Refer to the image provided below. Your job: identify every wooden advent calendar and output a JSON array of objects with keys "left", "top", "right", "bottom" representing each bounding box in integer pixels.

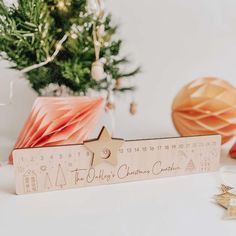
[{"left": 13, "top": 127, "right": 221, "bottom": 194}]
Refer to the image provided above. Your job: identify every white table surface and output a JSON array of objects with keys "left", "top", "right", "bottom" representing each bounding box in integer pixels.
[{"left": 0, "top": 144, "right": 236, "bottom": 236}]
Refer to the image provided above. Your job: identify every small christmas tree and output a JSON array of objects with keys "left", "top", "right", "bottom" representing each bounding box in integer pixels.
[
  {"left": 0, "top": 0, "right": 139, "bottom": 101},
  {"left": 44, "top": 172, "right": 52, "bottom": 189},
  {"left": 185, "top": 159, "right": 195, "bottom": 172},
  {"left": 55, "top": 164, "right": 66, "bottom": 188}
]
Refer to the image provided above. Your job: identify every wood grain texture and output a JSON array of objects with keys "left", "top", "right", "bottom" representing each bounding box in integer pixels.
[{"left": 13, "top": 133, "right": 221, "bottom": 195}]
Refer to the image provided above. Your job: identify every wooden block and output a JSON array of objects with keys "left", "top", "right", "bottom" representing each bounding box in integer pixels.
[{"left": 13, "top": 128, "right": 221, "bottom": 194}]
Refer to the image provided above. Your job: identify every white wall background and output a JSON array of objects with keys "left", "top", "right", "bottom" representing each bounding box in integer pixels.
[{"left": 1, "top": 0, "right": 236, "bottom": 161}]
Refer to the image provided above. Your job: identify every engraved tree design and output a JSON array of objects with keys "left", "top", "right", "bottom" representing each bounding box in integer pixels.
[
  {"left": 185, "top": 160, "right": 196, "bottom": 172},
  {"left": 55, "top": 164, "right": 66, "bottom": 188},
  {"left": 44, "top": 172, "right": 52, "bottom": 190}
]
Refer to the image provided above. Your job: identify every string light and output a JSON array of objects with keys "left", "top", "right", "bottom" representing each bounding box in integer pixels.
[
  {"left": 55, "top": 43, "right": 62, "bottom": 50},
  {"left": 70, "top": 33, "right": 78, "bottom": 39},
  {"left": 21, "top": 33, "right": 68, "bottom": 73},
  {"left": 56, "top": 0, "right": 71, "bottom": 11},
  {"left": 57, "top": 1, "right": 66, "bottom": 10}
]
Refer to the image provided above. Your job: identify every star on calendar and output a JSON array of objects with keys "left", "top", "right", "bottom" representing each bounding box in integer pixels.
[{"left": 84, "top": 127, "right": 124, "bottom": 167}]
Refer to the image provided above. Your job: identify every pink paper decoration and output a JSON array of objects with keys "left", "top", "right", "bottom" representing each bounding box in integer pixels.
[
  {"left": 9, "top": 96, "right": 104, "bottom": 164},
  {"left": 229, "top": 142, "right": 236, "bottom": 159}
]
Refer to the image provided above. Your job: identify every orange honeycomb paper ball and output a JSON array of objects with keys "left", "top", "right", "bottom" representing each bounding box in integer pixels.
[{"left": 172, "top": 77, "right": 236, "bottom": 144}]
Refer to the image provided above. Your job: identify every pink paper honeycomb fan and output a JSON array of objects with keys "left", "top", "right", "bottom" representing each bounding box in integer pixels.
[{"left": 9, "top": 97, "right": 104, "bottom": 164}]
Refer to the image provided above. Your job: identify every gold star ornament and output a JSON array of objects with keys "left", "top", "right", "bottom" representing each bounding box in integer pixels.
[
  {"left": 215, "top": 185, "right": 236, "bottom": 219},
  {"left": 84, "top": 127, "right": 124, "bottom": 167}
]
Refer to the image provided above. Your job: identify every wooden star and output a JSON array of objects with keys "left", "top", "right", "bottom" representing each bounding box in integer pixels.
[{"left": 84, "top": 127, "right": 124, "bottom": 167}]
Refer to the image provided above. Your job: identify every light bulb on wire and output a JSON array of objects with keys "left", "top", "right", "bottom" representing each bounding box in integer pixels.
[{"left": 56, "top": 0, "right": 71, "bottom": 11}]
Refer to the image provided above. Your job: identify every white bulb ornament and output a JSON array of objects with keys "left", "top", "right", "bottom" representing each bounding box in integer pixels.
[{"left": 91, "top": 60, "right": 106, "bottom": 81}]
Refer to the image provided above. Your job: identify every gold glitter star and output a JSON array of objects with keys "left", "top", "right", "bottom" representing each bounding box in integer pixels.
[
  {"left": 215, "top": 185, "right": 236, "bottom": 219},
  {"left": 221, "top": 184, "right": 234, "bottom": 193}
]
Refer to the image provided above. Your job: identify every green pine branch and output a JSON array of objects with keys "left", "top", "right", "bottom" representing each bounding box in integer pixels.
[{"left": 0, "top": 0, "right": 140, "bottom": 95}]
